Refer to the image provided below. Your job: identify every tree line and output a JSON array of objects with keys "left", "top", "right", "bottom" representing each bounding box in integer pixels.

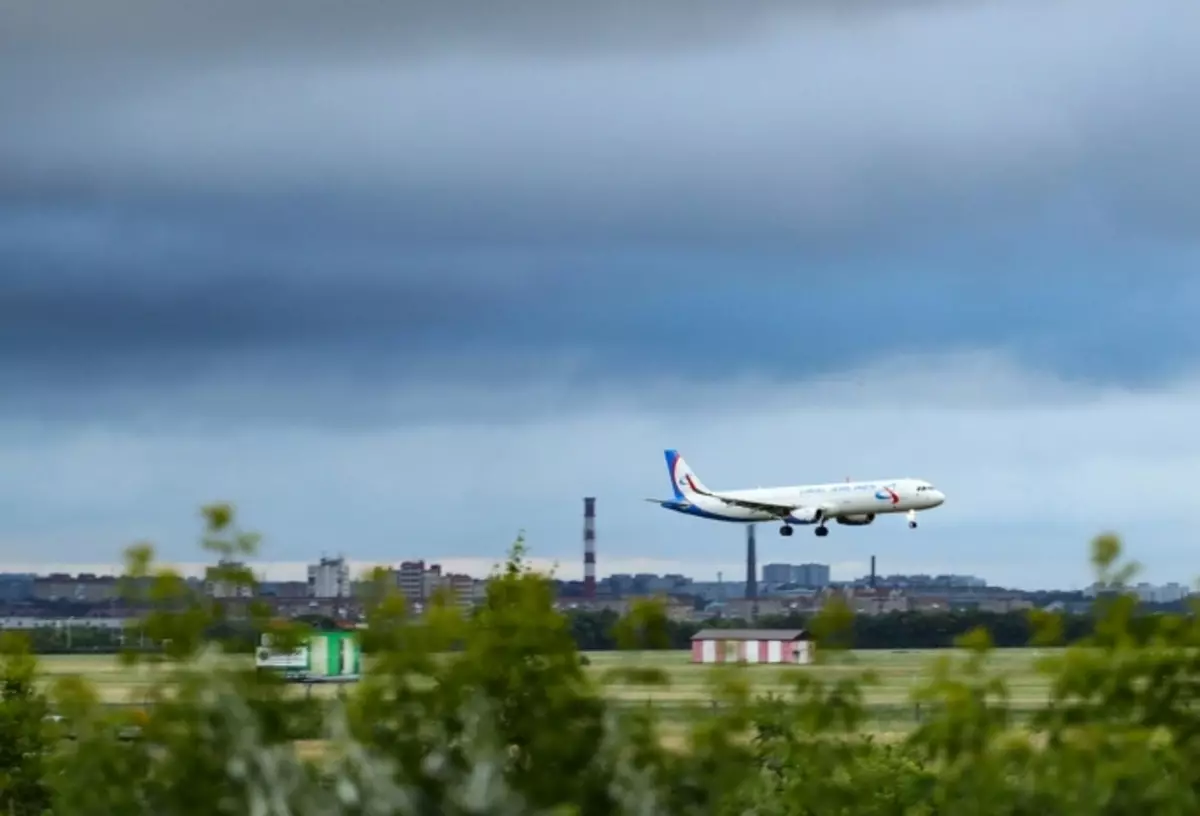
[
  {"left": 16, "top": 604, "right": 1179, "bottom": 655},
  {"left": 566, "top": 607, "right": 1108, "bottom": 651}
]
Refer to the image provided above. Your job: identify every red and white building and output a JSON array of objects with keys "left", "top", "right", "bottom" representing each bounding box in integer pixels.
[{"left": 689, "top": 628, "right": 813, "bottom": 665}]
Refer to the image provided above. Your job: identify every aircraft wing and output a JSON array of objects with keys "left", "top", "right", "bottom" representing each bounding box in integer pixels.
[
  {"left": 706, "top": 495, "right": 798, "bottom": 517},
  {"left": 685, "top": 483, "right": 806, "bottom": 518}
]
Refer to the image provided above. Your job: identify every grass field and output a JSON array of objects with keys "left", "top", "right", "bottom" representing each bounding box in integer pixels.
[
  {"left": 31, "top": 648, "right": 1060, "bottom": 730},
  {"left": 584, "top": 649, "right": 1057, "bottom": 728}
]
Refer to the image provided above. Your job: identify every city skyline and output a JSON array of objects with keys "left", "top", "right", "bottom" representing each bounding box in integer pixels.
[
  {"left": 4, "top": 553, "right": 1192, "bottom": 611},
  {"left": 0, "top": 554, "right": 1152, "bottom": 596},
  {"left": 4, "top": 1, "right": 1200, "bottom": 589}
]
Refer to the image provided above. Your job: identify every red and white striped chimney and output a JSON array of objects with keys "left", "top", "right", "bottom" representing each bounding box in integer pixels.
[{"left": 583, "top": 497, "right": 596, "bottom": 598}]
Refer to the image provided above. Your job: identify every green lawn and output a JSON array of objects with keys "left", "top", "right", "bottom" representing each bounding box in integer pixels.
[
  {"left": 31, "top": 648, "right": 1060, "bottom": 730},
  {"left": 581, "top": 649, "right": 1057, "bottom": 728}
]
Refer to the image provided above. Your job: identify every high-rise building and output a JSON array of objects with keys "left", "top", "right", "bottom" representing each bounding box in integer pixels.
[
  {"left": 397, "top": 560, "right": 426, "bottom": 604},
  {"left": 761, "top": 562, "right": 831, "bottom": 588},
  {"left": 423, "top": 564, "right": 443, "bottom": 600},
  {"left": 307, "top": 556, "right": 351, "bottom": 599},
  {"left": 762, "top": 563, "right": 793, "bottom": 584},
  {"left": 794, "top": 563, "right": 830, "bottom": 589},
  {"left": 204, "top": 559, "right": 254, "bottom": 599},
  {"left": 446, "top": 573, "right": 476, "bottom": 609}
]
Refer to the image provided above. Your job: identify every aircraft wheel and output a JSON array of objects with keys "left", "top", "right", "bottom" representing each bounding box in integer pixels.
[
  {"left": 815, "top": 526, "right": 829, "bottom": 538},
  {"left": 779, "top": 525, "right": 793, "bottom": 537},
  {"left": 908, "top": 521, "right": 918, "bottom": 529}
]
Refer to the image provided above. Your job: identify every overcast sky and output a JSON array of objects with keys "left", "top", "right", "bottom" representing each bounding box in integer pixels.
[{"left": 3, "top": 0, "right": 1200, "bottom": 589}]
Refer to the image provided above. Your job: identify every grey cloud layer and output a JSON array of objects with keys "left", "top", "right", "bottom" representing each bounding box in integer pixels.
[
  {"left": 4, "top": 0, "right": 1200, "bottom": 427},
  {"left": 4, "top": 0, "right": 949, "bottom": 62},
  {"left": 5, "top": 211, "right": 1200, "bottom": 427},
  {"left": 3, "top": 0, "right": 1199, "bottom": 244}
]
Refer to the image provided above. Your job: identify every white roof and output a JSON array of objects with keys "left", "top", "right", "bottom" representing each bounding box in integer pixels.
[{"left": 690, "top": 628, "right": 809, "bottom": 641}]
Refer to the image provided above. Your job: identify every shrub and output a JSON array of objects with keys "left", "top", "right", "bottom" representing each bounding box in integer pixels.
[
  {"left": 0, "top": 634, "right": 52, "bottom": 816},
  {"left": 11, "top": 508, "right": 1200, "bottom": 814}
]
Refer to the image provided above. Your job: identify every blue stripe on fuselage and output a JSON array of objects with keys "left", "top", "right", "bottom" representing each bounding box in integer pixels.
[{"left": 658, "top": 500, "right": 748, "bottom": 523}]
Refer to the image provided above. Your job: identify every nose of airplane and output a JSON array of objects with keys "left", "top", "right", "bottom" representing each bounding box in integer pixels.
[{"left": 929, "top": 490, "right": 945, "bottom": 507}]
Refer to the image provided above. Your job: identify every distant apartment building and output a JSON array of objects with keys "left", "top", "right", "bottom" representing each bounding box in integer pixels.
[
  {"left": 396, "top": 560, "right": 426, "bottom": 604},
  {"left": 445, "top": 572, "right": 475, "bottom": 610},
  {"left": 1138, "top": 582, "right": 1189, "bottom": 604},
  {"left": 839, "top": 588, "right": 910, "bottom": 616},
  {"left": 793, "top": 563, "right": 830, "bottom": 589},
  {"left": 379, "top": 561, "right": 483, "bottom": 612},
  {"left": 204, "top": 560, "right": 254, "bottom": 599},
  {"left": 762, "top": 564, "right": 792, "bottom": 584},
  {"left": 762, "top": 563, "right": 831, "bottom": 589},
  {"left": 1085, "top": 581, "right": 1191, "bottom": 604},
  {"left": 33, "top": 573, "right": 120, "bottom": 603},
  {"left": 604, "top": 573, "right": 693, "bottom": 596},
  {"left": 308, "top": 556, "right": 351, "bottom": 599},
  {"left": 606, "top": 574, "right": 630, "bottom": 594},
  {"left": 419, "top": 565, "right": 475, "bottom": 610},
  {"left": 257, "top": 580, "right": 309, "bottom": 600},
  {"left": 422, "top": 564, "right": 444, "bottom": 601},
  {"left": 862, "top": 573, "right": 987, "bottom": 590},
  {"left": 0, "top": 574, "right": 35, "bottom": 602}
]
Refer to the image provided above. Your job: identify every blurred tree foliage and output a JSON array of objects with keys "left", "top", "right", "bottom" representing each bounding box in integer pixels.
[
  {"left": 0, "top": 634, "right": 52, "bottom": 815},
  {"left": 9, "top": 510, "right": 1200, "bottom": 813}
]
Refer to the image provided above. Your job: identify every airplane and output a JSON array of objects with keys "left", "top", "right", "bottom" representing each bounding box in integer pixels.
[{"left": 648, "top": 449, "right": 945, "bottom": 538}]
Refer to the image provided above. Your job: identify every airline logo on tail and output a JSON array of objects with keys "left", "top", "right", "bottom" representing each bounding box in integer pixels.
[
  {"left": 666, "top": 450, "right": 686, "bottom": 499},
  {"left": 665, "top": 449, "right": 704, "bottom": 499}
]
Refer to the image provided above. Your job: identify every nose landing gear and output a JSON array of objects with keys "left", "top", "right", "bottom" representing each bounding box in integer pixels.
[{"left": 907, "top": 509, "right": 918, "bottom": 529}]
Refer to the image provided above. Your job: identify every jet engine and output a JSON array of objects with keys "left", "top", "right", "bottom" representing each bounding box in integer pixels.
[
  {"left": 785, "top": 507, "right": 824, "bottom": 525},
  {"left": 836, "top": 514, "right": 876, "bottom": 526}
]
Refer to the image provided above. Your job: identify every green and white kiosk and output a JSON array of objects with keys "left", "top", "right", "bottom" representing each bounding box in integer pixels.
[{"left": 256, "top": 629, "right": 361, "bottom": 683}]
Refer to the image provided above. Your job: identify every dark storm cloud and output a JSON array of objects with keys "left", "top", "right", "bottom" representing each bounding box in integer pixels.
[
  {"left": 3, "top": 0, "right": 1200, "bottom": 427},
  {"left": 5, "top": 200, "right": 1200, "bottom": 430},
  {"left": 2, "top": 0, "right": 1197, "bottom": 246},
  {"left": 2, "top": 0, "right": 949, "bottom": 63}
]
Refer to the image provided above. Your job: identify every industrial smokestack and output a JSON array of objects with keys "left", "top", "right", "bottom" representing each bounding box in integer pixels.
[
  {"left": 745, "top": 525, "right": 757, "bottom": 601},
  {"left": 583, "top": 497, "right": 596, "bottom": 599},
  {"left": 870, "top": 555, "right": 877, "bottom": 589},
  {"left": 746, "top": 524, "right": 759, "bottom": 622}
]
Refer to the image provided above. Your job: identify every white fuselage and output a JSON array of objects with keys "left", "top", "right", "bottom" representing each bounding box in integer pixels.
[
  {"left": 680, "top": 478, "right": 944, "bottom": 523},
  {"left": 653, "top": 449, "right": 945, "bottom": 536}
]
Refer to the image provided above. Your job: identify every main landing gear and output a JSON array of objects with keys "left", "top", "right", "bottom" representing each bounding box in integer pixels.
[
  {"left": 778, "top": 524, "right": 828, "bottom": 537},
  {"left": 782, "top": 512, "right": 919, "bottom": 535}
]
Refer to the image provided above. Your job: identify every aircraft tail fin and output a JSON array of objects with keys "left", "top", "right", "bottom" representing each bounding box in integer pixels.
[{"left": 664, "top": 449, "right": 711, "bottom": 499}]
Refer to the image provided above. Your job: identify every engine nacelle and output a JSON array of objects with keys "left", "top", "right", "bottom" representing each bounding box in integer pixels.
[
  {"left": 836, "top": 514, "right": 876, "bottom": 526},
  {"left": 785, "top": 507, "right": 824, "bottom": 525}
]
